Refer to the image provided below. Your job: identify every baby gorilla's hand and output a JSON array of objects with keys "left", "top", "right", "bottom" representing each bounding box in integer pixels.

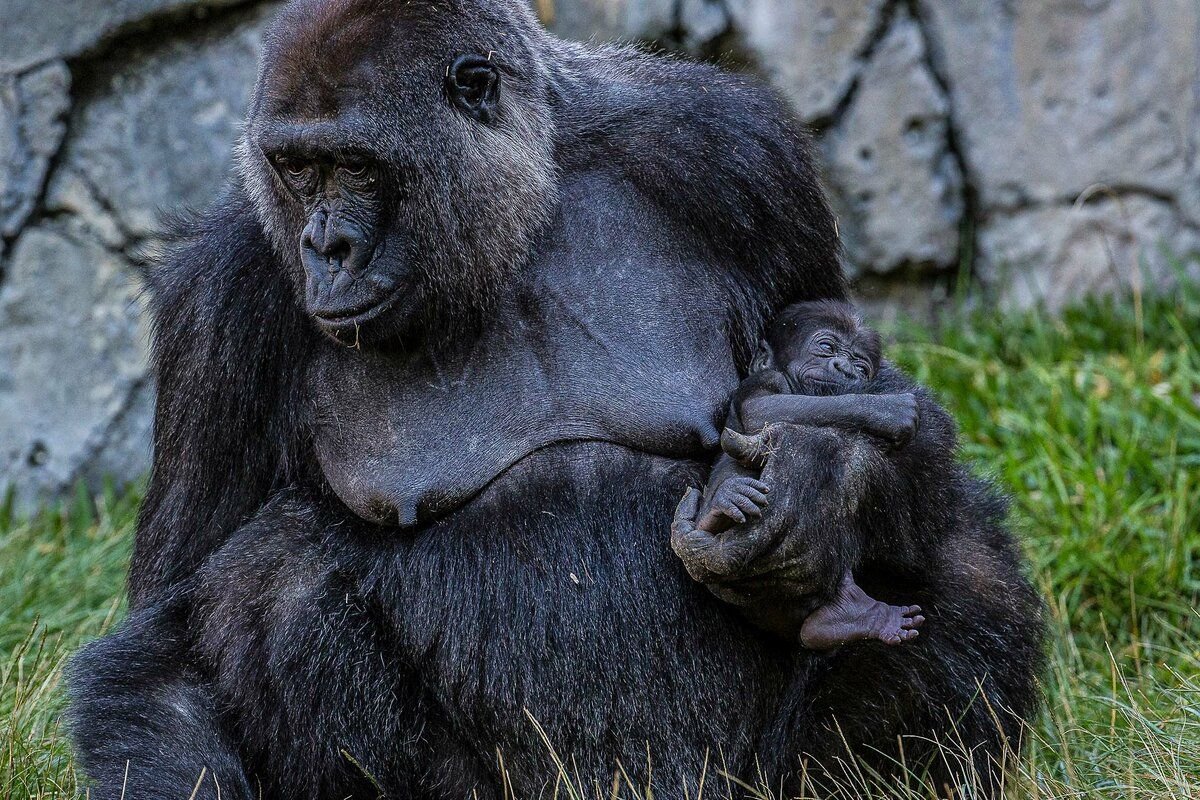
[
  {"left": 864, "top": 392, "right": 919, "bottom": 448},
  {"left": 708, "top": 476, "right": 770, "bottom": 527}
]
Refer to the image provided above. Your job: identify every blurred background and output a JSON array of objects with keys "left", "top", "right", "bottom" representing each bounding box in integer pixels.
[{"left": 0, "top": 0, "right": 1197, "bottom": 509}]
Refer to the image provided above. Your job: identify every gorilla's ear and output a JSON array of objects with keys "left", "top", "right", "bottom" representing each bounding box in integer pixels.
[
  {"left": 750, "top": 339, "right": 776, "bottom": 374},
  {"left": 447, "top": 54, "right": 501, "bottom": 124}
]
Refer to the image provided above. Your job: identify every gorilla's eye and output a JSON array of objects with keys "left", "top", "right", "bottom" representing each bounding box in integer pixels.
[
  {"left": 818, "top": 340, "right": 836, "bottom": 356},
  {"left": 339, "top": 161, "right": 374, "bottom": 182},
  {"left": 276, "top": 157, "right": 308, "bottom": 178},
  {"left": 273, "top": 156, "right": 316, "bottom": 193},
  {"left": 856, "top": 362, "right": 871, "bottom": 377}
]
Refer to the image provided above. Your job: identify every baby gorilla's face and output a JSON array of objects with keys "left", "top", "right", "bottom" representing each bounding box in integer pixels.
[{"left": 783, "top": 328, "right": 877, "bottom": 395}]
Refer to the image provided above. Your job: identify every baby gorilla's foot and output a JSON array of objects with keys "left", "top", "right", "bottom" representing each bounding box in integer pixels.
[
  {"left": 697, "top": 476, "right": 770, "bottom": 533},
  {"left": 799, "top": 576, "right": 924, "bottom": 651}
]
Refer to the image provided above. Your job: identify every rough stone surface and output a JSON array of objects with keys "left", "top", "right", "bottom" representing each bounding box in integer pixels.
[
  {"left": 725, "top": 0, "right": 888, "bottom": 123},
  {"left": 2, "top": 0, "right": 1199, "bottom": 503},
  {"left": 0, "top": 223, "right": 149, "bottom": 505},
  {"left": 0, "top": 0, "right": 251, "bottom": 72},
  {"left": 979, "top": 196, "right": 1200, "bottom": 311},
  {"left": 823, "top": 13, "right": 963, "bottom": 276},
  {"left": 46, "top": 4, "right": 276, "bottom": 242},
  {"left": 0, "top": 62, "right": 71, "bottom": 239},
  {"left": 0, "top": 4, "right": 275, "bottom": 510},
  {"left": 920, "top": 0, "right": 1200, "bottom": 211}
]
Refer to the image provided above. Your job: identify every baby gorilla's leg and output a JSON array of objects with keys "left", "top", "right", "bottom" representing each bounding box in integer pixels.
[{"left": 799, "top": 573, "right": 924, "bottom": 650}]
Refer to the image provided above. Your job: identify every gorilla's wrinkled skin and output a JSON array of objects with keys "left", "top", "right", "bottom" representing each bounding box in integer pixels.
[{"left": 66, "top": 1, "right": 1043, "bottom": 797}]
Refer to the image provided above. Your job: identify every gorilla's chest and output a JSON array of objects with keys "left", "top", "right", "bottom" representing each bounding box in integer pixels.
[{"left": 309, "top": 181, "right": 739, "bottom": 528}]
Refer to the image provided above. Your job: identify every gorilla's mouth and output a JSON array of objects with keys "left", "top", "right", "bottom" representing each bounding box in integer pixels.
[{"left": 312, "top": 284, "right": 407, "bottom": 330}]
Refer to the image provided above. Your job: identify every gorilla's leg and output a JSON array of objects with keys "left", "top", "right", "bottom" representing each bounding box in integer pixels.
[
  {"left": 67, "top": 601, "right": 254, "bottom": 800},
  {"left": 796, "top": 529, "right": 1043, "bottom": 797}
]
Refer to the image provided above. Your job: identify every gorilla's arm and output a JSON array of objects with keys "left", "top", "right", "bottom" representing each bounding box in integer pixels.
[
  {"left": 129, "top": 191, "right": 316, "bottom": 609},
  {"left": 838, "top": 369, "right": 963, "bottom": 573}
]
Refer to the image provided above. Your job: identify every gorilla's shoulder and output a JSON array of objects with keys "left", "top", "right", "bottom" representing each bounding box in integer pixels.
[
  {"left": 143, "top": 187, "right": 299, "bottom": 343},
  {"left": 556, "top": 43, "right": 845, "bottom": 310},
  {"left": 146, "top": 189, "right": 284, "bottom": 316}
]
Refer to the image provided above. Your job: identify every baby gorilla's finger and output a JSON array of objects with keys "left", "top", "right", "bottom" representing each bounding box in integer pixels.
[
  {"left": 746, "top": 479, "right": 770, "bottom": 493},
  {"left": 901, "top": 605, "right": 922, "bottom": 615},
  {"left": 730, "top": 492, "right": 764, "bottom": 518},
  {"left": 720, "top": 504, "right": 747, "bottom": 524},
  {"left": 735, "top": 485, "right": 768, "bottom": 506},
  {"left": 902, "top": 615, "right": 926, "bottom": 629},
  {"left": 899, "top": 628, "right": 919, "bottom": 640}
]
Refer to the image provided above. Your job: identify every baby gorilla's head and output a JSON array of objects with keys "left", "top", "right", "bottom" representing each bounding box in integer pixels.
[{"left": 756, "top": 300, "right": 882, "bottom": 395}]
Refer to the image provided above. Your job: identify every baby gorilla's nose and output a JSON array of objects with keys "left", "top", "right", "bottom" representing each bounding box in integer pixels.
[{"left": 830, "top": 356, "right": 857, "bottom": 379}]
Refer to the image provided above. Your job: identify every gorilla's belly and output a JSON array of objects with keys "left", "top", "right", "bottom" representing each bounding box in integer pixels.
[
  {"left": 195, "top": 442, "right": 794, "bottom": 795},
  {"left": 310, "top": 173, "right": 740, "bottom": 530},
  {"left": 367, "top": 441, "right": 792, "bottom": 792}
]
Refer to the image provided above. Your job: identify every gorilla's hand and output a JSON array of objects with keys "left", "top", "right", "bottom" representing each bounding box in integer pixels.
[{"left": 671, "top": 487, "right": 773, "bottom": 585}]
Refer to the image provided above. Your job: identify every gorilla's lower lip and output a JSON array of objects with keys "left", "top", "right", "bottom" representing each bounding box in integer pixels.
[{"left": 312, "top": 286, "right": 406, "bottom": 329}]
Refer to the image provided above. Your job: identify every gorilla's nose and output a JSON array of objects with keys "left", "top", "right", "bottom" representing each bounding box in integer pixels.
[{"left": 302, "top": 214, "right": 354, "bottom": 272}]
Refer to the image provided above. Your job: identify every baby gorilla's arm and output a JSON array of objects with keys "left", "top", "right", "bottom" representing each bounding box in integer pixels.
[
  {"left": 739, "top": 393, "right": 919, "bottom": 448},
  {"left": 799, "top": 573, "right": 924, "bottom": 650}
]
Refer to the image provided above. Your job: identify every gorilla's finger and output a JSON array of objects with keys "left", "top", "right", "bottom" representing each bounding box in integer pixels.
[
  {"left": 736, "top": 486, "right": 768, "bottom": 506},
  {"left": 671, "top": 488, "right": 701, "bottom": 536}
]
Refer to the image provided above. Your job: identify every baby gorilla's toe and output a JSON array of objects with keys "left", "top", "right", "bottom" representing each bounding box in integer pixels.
[
  {"left": 900, "top": 606, "right": 925, "bottom": 631},
  {"left": 874, "top": 602, "right": 922, "bottom": 646}
]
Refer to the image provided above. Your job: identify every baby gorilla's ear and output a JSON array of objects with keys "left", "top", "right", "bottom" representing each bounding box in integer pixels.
[{"left": 750, "top": 339, "right": 776, "bottom": 374}]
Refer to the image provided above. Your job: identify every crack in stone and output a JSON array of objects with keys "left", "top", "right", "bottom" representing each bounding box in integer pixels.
[
  {"left": 3, "top": 0, "right": 274, "bottom": 280},
  {"left": 60, "top": 375, "right": 150, "bottom": 497},
  {"left": 67, "top": 0, "right": 267, "bottom": 70},
  {"left": 0, "top": 62, "right": 72, "bottom": 267},
  {"left": 808, "top": 0, "right": 901, "bottom": 134},
  {"left": 905, "top": 0, "right": 978, "bottom": 292}
]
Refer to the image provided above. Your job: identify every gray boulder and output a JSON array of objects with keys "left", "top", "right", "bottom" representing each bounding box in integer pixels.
[
  {"left": 823, "top": 13, "right": 963, "bottom": 276},
  {"left": 0, "top": 62, "right": 71, "bottom": 239},
  {"left": 0, "top": 223, "right": 149, "bottom": 506}
]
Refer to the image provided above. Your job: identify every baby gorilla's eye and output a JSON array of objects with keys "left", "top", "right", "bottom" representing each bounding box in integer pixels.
[
  {"left": 820, "top": 340, "right": 837, "bottom": 355},
  {"left": 856, "top": 362, "right": 871, "bottom": 377}
]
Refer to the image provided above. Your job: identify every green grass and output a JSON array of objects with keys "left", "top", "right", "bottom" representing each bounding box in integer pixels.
[{"left": 3, "top": 280, "right": 1200, "bottom": 798}]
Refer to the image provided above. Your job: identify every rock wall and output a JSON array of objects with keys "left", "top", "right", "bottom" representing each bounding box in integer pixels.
[{"left": 1, "top": 0, "right": 1197, "bottom": 507}]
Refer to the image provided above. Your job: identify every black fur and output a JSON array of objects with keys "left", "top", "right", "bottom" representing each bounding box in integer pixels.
[{"left": 68, "top": 2, "right": 1038, "bottom": 798}]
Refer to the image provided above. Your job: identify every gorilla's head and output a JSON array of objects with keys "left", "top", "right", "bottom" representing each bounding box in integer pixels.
[{"left": 239, "top": 0, "right": 560, "bottom": 343}]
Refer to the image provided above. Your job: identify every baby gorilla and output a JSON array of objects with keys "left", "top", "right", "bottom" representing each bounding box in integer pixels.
[{"left": 673, "top": 301, "right": 926, "bottom": 649}]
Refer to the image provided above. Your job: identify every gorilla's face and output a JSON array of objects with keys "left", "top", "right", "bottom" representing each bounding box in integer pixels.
[{"left": 241, "top": 0, "right": 558, "bottom": 344}]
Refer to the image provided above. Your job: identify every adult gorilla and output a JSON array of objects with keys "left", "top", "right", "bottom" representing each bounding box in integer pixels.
[{"left": 68, "top": 0, "right": 1040, "bottom": 797}]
